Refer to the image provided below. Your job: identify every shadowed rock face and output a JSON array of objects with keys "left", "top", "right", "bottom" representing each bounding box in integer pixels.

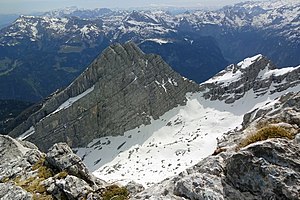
[{"left": 9, "top": 42, "right": 199, "bottom": 151}]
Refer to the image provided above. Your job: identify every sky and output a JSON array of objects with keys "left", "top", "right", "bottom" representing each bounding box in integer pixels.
[{"left": 0, "top": 0, "right": 265, "bottom": 14}]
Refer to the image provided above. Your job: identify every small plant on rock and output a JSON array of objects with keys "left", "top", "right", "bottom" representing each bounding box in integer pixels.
[
  {"left": 238, "top": 125, "right": 293, "bottom": 149},
  {"left": 12, "top": 156, "right": 54, "bottom": 200},
  {"left": 102, "top": 185, "right": 129, "bottom": 200}
]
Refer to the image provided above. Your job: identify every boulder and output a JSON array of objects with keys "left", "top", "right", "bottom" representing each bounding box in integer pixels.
[
  {"left": 125, "top": 181, "right": 145, "bottom": 196},
  {"left": 46, "top": 143, "right": 94, "bottom": 183},
  {"left": 56, "top": 175, "right": 93, "bottom": 200}
]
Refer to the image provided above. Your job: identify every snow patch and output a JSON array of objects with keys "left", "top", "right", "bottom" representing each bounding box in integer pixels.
[
  {"left": 76, "top": 93, "right": 243, "bottom": 187},
  {"left": 18, "top": 126, "right": 35, "bottom": 140},
  {"left": 205, "top": 64, "right": 243, "bottom": 85},
  {"left": 145, "top": 38, "right": 171, "bottom": 45},
  {"left": 237, "top": 54, "right": 263, "bottom": 69},
  {"left": 53, "top": 85, "right": 95, "bottom": 114}
]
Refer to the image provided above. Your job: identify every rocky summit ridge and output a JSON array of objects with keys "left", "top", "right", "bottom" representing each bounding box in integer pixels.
[{"left": 9, "top": 42, "right": 198, "bottom": 151}]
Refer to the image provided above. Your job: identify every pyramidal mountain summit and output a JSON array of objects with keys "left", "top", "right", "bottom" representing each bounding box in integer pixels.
[{"left": 1, "top": 43, "right": 300, "bottom": 199}]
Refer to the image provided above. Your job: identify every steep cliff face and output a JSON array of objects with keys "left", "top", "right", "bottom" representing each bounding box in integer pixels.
[{"left": 9, "top": 42, "right": 199, "bottom": 151}]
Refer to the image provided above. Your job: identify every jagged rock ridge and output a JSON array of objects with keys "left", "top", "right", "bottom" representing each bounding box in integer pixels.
[
  {"left": 201, "top": 54, "right": 300, "bottom": 103},
  {"left": 9, "top": 42, "right": 198, "bottom": 151}
]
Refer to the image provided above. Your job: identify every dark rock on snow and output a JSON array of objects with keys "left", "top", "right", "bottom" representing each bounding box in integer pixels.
[{"left": 134, "top": 138, "right": 300, "bottom": 200}]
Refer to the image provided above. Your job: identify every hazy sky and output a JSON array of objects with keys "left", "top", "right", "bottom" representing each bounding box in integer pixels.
[{"left": 0, "top": 0, "right": 265, "bottom": 14}]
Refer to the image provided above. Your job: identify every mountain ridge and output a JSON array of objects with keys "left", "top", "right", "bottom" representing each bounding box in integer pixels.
[
  {"left": 9, "top": 42, "right": 199, "bottom": 151},
  {"left": 0, "top": 0, "right": 299, "bottom": 101},
  {"left": 6, "top": 43, "right": 300, "bottom": 188}
]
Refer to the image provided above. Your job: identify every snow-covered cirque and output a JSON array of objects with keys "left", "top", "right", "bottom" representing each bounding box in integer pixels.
[{"left": 75, "top": 78, "right": 300, "bottom": 187}]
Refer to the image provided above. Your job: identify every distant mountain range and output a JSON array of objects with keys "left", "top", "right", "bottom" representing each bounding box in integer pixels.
[{"left": 0, "top": 0, "right": 299, "bottom": 102}]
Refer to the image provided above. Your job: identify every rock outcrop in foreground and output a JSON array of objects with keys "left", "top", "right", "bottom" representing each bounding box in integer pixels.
[
  {"left": 133, "top": 137, "right": 300, "bottom": 200},
  {"left": 0, "top": 135, "right": 134, "bottom": 200}
]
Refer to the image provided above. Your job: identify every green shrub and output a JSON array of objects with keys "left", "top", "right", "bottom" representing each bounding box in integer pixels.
[
  {"left": 238, "top": 125, "right": 293, "bottom": 149},
  {"left": 102, "top": 185, "right": 129, "bottom": 200}
]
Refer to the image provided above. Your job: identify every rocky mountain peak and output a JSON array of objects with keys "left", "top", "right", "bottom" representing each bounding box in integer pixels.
[
  {"left": 202, "top": 54, "right": 300, "bottom": 103},
  {"left": 9, "top": 42, "right": 199, "bottom": 151}
]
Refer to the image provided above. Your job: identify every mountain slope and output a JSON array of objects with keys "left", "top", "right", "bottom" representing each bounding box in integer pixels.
[
  {"left": 9, "top": 42, "right": 198, "bottom": 151},
  {"left": 9, "top": 44, "right": 300, "bottom": 188},
  {"left": 80, "top": 54, "right": 299, "bottom": 187}
]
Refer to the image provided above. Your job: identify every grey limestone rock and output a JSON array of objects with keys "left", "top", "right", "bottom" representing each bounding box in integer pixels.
[
  {"left": 173, "top": 173, "right": 224, "bottom": 200},
  {"left": 133, "top": 138, "right": 300, "bottom": 200},
  {"left": 0, "top": 183, "right": 32, "bottom": 200},
  {"left": 9, "top": 42, "right": 199, "bottom": 151},
  {"left": 125, "top": 181, "right": 145, "bottom": 196},
  {"left": 295, "top": 133, "right": 300, "bottom": 144},
  {"left": 46, "top": 143, "right": 95, "bottom": 184},
  {"left": 0, "top": 135, "right": 110, "bottom": 200},
  {"left": 0, "top": 135, "right": 39, "bottom": 181},
  {"left": 225, "top": 139, "right": 300, "bottom": 199},
  {"left": 56, "top": 175, "right": 93, "bottom": 200}
]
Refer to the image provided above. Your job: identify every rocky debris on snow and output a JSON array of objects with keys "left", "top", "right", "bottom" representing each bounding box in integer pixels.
[
  {"left": 0, "top": 134, "right": 131, "bottom": 200},
  {"left": 133, "top": 138, "right": 300, "bottom": 200},
  {"left": 218, "top": 91, "right": 300, "bottom": 149},
  {"left": 132, "top": 92, "right": 300, "bottom": 199}
]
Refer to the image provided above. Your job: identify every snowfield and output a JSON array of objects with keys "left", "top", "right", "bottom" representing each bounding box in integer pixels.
[
  {"left": 75, "top": 92, "right": 242, "bottom": 187},
  {"left": 75, "top": 78, "right": 300, "bottom": 187}
]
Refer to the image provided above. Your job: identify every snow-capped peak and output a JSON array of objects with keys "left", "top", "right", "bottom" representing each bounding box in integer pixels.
[{"left": 237, "top": 54, "right": 263, "bottom": 69}]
